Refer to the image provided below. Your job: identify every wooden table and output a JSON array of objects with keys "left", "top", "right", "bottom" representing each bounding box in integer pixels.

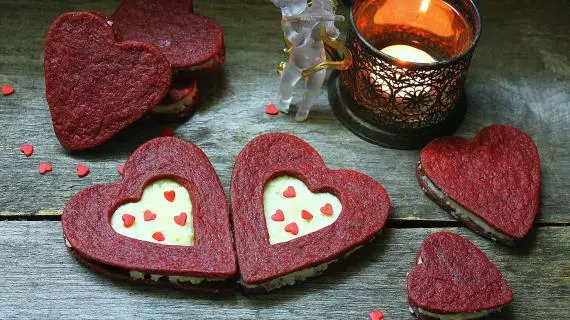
[{"left": 0, "top": 0, "right": 568, "bottom": 318}]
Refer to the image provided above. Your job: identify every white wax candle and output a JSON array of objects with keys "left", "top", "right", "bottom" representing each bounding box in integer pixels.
[{"left": 380, "top": 44, "right": 436, "bottom": 63}]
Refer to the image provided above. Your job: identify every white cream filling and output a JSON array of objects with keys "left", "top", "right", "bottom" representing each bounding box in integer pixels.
[
  {"left": 152, "top": 86, "right": 197, "bottom": 114},
  {"left": 110, "top": 179, "right": 195, "bottom": 246},
  {"left": 128, "top": 270, "right": 226, "bottom": 285},
  {"left": 421, "top": 175, "right": 513, "bottom": 244},
  {"left": 264, "top": 176, "right": 342, "bottom": 244},
  {"left": 417, "top": 307, "right": 502, "bottom": 320},
  {"left": 240, "top": 244, "right": 364, "bottom": 291}
]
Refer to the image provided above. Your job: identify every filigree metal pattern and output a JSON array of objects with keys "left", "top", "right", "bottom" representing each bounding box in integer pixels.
[{"left": 340, "top": 26, "right": 473, "bottom": 131}]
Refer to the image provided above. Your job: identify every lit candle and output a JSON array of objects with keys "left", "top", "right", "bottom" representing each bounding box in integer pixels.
[{"left": 380, "top": 44, "right": 436, "bottom": 64}]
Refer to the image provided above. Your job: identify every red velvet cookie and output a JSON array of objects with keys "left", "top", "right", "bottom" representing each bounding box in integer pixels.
[
  {"left": 417, "top": 125, "right": 540, "bottom": 245},
  {"left": 111, "top": 0, "right": 225, "bottom": 74},
  {"left": 149, "top": 80, "right": 199, "bottom": 121},
  {"left": 44, "top": 12, "right": 171, "bottom": 151},
  {"left": 407, "top": 232, "right": 513, "bottom": 319},
  {"left": 61, "top": 137, "right": 236, "bottom": 291},
  {"left": 230, "top": 133, "right": 391, "bottom": 291}
]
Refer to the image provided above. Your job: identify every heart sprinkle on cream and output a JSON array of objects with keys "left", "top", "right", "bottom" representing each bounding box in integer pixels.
[
  {"left": 264, "top": 176, "right": 342, "bottom": 244},
  {"left": 111, "top": 179, "right": 194, "bottom": 246}
]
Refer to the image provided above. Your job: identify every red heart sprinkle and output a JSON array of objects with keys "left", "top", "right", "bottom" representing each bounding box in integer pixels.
[
  {"left": 265, "top": 103, "right": 279, "bottom": 115},
  {"left": 38, "top": 162, "right": 52, "bottom": 175},
  {"left": 271, "top": 209, "right": 285, "bottom": 222},
  {"left": 19, "top": 144, "right": 34, "bottom": 157},
  {"left": 320, "top": 203, "right": 334, "bottom": 216},
  {"left": 301, "top": 210, "right": 313, "bottom": 220},
  {"left": 2, "top": 84, "right": 15, "bottom": 96},
  {"left": 164, "top": 190, "right": 176, "bottom": 202},
  {"left": 76, "top": 163, "right": 90, "bottom": 178},
  {"left": 122, "top": 214, "right": 135, "bottom": 228},
  {"left": 174, "top": 212, "right": 187, "bottom": 226},
  {"left": 283, "top": 186, "right": 296, "bottom": 198},
  {"left": 161, "top": 127, "right": 174, "bottom": 137},
  {"left": 117, "top": 164, "right": 125, "bottom": 176},
  {"left": 284, "top": 222, "right": 299, "bottom": 235},
  {"left": 369, "top": 309, "right": 384, "bottom": 320},
  {"left": 144, "top": 210, "right": 157, "bottom": 221},
  {"left": 152, "top": 231, "right": 165, "bottom": 241}
]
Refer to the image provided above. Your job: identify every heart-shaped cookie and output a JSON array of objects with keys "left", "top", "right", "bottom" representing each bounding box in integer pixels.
[
  {"left": 407, "top": 232, "right": 513, "bottom": 319},
  {"left": 44, "top": 12, "right": 171, "bottom": 151},
  {"left": 111, "top": 0, "right": 225, "bottom": 73},
  {"left": 230, "top": 133, "right": 391, "bottom": 291},
  {"left": 62, "top": 137, "right": 236, "bottom": 291},
  {"left": 418, "top": 125, "right": 540, "bottom": 245}
]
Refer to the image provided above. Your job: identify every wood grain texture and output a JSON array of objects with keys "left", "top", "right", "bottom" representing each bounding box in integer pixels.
[
  {"left": 0, "top": 1, "right": 568, "bottom": 223},
  {"left": 0, "top": 221, "right": 568, "bottom": 319}
]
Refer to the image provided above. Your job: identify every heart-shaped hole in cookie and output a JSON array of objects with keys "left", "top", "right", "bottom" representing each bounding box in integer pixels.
[
  {"left": 263, "top": 176, "right": 342, "bottom": 244},
  {"left": 110, "top": 179, "right": 194, "bottom": 246}
]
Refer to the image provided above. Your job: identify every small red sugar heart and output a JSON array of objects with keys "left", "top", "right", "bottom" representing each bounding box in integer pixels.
[
  {"left": 161, "top": 127, "right": 174, "bottom": 137},
  {"left": 320, "top": 203, "right": 333, "bottom": 216},
  {"left": 144, "top": 210, "right": 157, "bottom": 221},
  {"left": 19, "top": 144, "right": 34, "bottom": 157},
  {"left": 265, "top": 103, "right": 279, "bottom": 116},
  {"left": 38, "top": 162, "right": 52, "bottom": 175},
  {"left": 76, "top": 163, "right": 90, "bottom": 178},
  {"left": 369, "top": 309, "right": 384, "bottom": 320},
  {"left": 2, "top": 84, "right": 15, "bottom": 96},
  {"left": 117, "top": 164, "right": 125, "bottom": 176},
  {"left": 283, "top": 186, "right": 296, "bottom": 198},
  {"left": 271, "top": 210, "right": 285, "bottom": 222},
  {"left": 164, "top": 190, "right": 176, "bottom": 202},
  {"left": 301, "top": 210, "right": 313, "bottom": 220},
  {"left": 122, "top": 214, "right": 135, "bottom": 228},
  {"left": 284, "top": 222, "right": 299, "bottom": 235},
  {"left": 152, "top": 231, "right": 165, "bottom": 242},
  {"left": 174, "top": 212, "right": 187, "bottom": 226}
]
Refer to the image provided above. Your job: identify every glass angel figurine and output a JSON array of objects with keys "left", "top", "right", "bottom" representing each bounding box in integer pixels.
[{"left": 271, "top": 0, "right": 344, "bottom": 122}]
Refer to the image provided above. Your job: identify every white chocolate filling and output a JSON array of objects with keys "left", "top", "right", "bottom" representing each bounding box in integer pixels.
[
  {"left": 110, "top": 179, "right": 195, "bottom": 246},
  {"left": 263, "top": 176, "right": 342, "bottom": 244},
  {"left": 152, "top": 86, "right": 197, "bottom": 115},
  {"left": 421, "top": 175, "right": 514, "bottom": 244},
  {"left": 417, "top": 307, "right": 502, "bottom": 320},
  {"left": 128, "top": 270, "right": 226, "bottom": 285}
]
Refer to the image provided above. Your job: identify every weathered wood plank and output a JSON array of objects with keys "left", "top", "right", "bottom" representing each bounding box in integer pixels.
[
  {"left": 0, "top": 221, "right": 567, "bottom": 319},
  {"left": 0, "top": 0, "right": 568, "bottom": 223}
]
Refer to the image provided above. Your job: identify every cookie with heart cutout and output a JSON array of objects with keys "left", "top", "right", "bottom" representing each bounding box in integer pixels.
[
  {"left": 230, "top": 133, "right": 391, "bottom": 291},
  {"left": 44, "top": 12, "right": 171, "bottom": 151},
  {"left": 417, "top": 125, "right": 541, "bottom": 246},
  {"left": 149, "top": 79, "right": 199, "bottom": 121},
  {"left": 61, "top": 137, "right": 237, "bottom": 291},
  {"left": 111, "top": 0, "right": 225, "bottom": 75},
  {"left": 407, "top": 232, "right": 513, "bottom": 319}
]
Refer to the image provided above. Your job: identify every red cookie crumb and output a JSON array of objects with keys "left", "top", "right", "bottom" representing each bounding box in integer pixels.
[
  {"left": 117, "top": 164, "right": 125, "bottom": 176},
  {"left": 301, "top": 210, "right": 313, "bottom": 220},
  {"left": 320, "top": 203, "right": 333, "bottom": 216},
  {"left": 283, "top": 186, "right": 296, "bottom": 198},
  {"left": 152, "top": 231, "right": 165, "bottom": 241},
  {"left": 284, "top": 222, "right": 299, "bottom": 235},
  {"left": 164, "top": 190, "right": 176, "bottom": 202},
  {"left": 2, "top": 84, "right": 15, "bottom": 96},
  {"left": 76, "top": 163, "right": 90, "bottom": 178},
  {"left": 144, "top": 210, "right": 157, "bottom": 221},
  {"left": 369, "top": 309, "right": 384, "bottom": 320},
  {"left": 19, "top": 144, "right": 34, "bottom": 157},
  {"left": 122, "top": 214, "right": 135, "bottom": 228},
  {"left": 38, "top": 162, "right": 52, "bottom": 175},
  {"left": 271, "top": 209, "right": 285, "bottom": 222},
  {"left": 265, "top": 103, "right": 279, "bottom": 116},
  {"left": 174, "top": 212, "right": 187, "bottom": 226},
  {"left": 161, "top": 127, "right": 174, "bottom": 137}
]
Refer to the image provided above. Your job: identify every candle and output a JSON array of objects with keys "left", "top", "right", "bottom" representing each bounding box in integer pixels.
[{"left": 380, "top": 44, "right": 436, "bottom": 64}]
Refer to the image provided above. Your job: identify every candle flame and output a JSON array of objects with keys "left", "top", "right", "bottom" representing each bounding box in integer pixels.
[{"left": 419, "top": 0, "right": 431, "bottom": 14}]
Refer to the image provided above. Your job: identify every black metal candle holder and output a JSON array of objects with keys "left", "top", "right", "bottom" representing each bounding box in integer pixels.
[{"left": 328, "top": 0, "right": 482, "bottom": 149}]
